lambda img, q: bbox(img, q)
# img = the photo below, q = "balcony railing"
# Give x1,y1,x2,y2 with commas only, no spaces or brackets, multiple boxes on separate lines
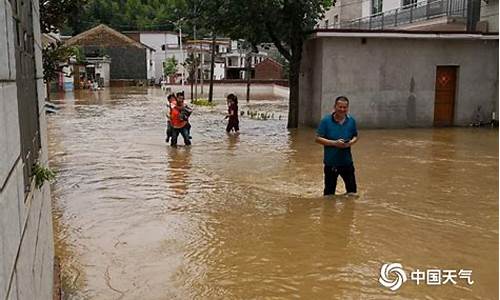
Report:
334,0,467,30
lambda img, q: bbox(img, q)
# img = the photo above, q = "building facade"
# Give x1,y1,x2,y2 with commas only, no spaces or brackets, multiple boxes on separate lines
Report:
255,58,284,80
323,0,498,32
222,40,268,79
65,25,155,85
186,39,231,81
125,31,185,83
299,30,498,128
1,0,54,299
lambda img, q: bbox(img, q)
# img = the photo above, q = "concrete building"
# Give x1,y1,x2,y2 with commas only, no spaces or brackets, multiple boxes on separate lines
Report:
186,39,231,81
65,24,156,85
1,0,54,299
222,40,268,79
124,31,185,83
323,0,498,32
299,30,498,128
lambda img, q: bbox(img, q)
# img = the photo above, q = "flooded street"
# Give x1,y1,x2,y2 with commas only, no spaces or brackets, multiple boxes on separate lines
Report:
48,87,498,299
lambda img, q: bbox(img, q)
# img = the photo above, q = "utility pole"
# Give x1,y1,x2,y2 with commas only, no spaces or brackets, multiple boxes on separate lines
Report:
200,39,204,95
246,53,251,102
208,32,216,102
164,32,167,81
193,24,198,101
179,24,185,91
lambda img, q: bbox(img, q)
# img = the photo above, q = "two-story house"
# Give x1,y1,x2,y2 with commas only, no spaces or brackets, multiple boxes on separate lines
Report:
323,0,498,32
222,40,268,79
124,30,186,84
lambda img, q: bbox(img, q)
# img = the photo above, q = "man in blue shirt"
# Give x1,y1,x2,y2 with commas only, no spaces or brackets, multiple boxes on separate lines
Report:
315,96,358,195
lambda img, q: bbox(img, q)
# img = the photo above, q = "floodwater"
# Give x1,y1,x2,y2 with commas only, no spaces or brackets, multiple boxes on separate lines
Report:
48,87,498,300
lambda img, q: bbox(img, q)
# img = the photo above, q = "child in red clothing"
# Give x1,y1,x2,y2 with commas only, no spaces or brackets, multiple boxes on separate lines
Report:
225,94,239,133
165,93,177,143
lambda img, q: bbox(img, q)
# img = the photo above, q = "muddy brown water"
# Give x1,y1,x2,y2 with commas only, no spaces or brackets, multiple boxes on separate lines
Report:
48,88,498,299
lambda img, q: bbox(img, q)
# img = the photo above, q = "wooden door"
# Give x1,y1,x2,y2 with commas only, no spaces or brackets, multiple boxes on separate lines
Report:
433,66,457,126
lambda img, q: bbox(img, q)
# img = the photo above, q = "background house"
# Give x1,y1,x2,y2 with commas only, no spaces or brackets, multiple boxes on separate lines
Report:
124,30,185,83
185,39,231,81
255,58,284,80
65,24,155,86
299,30,498,128
222,40,268,79
323,0,498,32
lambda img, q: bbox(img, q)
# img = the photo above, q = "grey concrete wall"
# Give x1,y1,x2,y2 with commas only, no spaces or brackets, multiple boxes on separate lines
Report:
84,46,147,80
299,38,324,127
299,35,499,128
0,0,54,299
481,0,499,32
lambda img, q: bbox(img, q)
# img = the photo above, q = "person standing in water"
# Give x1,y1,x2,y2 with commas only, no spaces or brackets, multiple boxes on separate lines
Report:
225,93,239,133
315,96,358,196
170,97,192,147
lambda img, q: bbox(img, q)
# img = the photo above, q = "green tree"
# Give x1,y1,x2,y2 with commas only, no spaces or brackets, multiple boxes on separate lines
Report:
182,53,200,101
164,56,179,78
40,0,87,33
42,42,77,100
193,0,334,128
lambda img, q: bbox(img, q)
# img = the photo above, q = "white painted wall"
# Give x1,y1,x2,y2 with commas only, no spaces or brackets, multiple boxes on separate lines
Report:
139,32,186,81
383,0,402,13
214,63,225,80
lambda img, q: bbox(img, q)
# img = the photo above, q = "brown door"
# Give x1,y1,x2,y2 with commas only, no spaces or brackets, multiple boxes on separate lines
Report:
433,66,457,126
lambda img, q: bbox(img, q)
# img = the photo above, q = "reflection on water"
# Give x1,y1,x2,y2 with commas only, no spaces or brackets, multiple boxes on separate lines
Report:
48,87,498,299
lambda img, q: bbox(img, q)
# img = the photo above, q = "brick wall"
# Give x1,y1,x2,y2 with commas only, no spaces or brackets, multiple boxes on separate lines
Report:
0,0,54,299
255,58,284,80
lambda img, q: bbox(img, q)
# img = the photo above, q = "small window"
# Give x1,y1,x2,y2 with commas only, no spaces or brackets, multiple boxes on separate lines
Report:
372,0,383,14
402,0,417,7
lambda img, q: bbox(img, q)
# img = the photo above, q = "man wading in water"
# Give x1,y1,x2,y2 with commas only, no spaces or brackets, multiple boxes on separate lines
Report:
315,96,358,196
170,97,192,147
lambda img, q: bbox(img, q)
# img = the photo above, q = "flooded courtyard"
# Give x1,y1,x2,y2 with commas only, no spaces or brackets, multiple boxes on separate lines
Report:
48,87,498,299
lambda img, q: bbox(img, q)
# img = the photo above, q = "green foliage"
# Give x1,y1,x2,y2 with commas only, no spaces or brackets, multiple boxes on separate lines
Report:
182,53,200,81
41,0,87,33
163,56,178,77
33,163,56,189
191,0,335,128
191,98,215,106
42,42,78,83
63,0,189,35
73,47,86,64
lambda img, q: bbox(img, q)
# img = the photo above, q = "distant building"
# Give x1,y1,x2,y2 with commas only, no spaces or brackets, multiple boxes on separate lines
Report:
185,39,231,80
124,30,185,83
65,24,155,85
222,40,268,79
255,58,284,80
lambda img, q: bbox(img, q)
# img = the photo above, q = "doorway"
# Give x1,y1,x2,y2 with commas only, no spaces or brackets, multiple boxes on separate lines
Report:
433,66,458,126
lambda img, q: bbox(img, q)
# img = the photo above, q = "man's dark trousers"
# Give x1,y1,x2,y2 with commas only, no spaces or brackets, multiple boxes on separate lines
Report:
324,164,357,195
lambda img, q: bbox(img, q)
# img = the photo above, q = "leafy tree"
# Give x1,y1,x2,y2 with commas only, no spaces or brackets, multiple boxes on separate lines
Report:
164,56,178,77
40,0,87,33
182,53,200,101
193,0,334,128
42,42,77,100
